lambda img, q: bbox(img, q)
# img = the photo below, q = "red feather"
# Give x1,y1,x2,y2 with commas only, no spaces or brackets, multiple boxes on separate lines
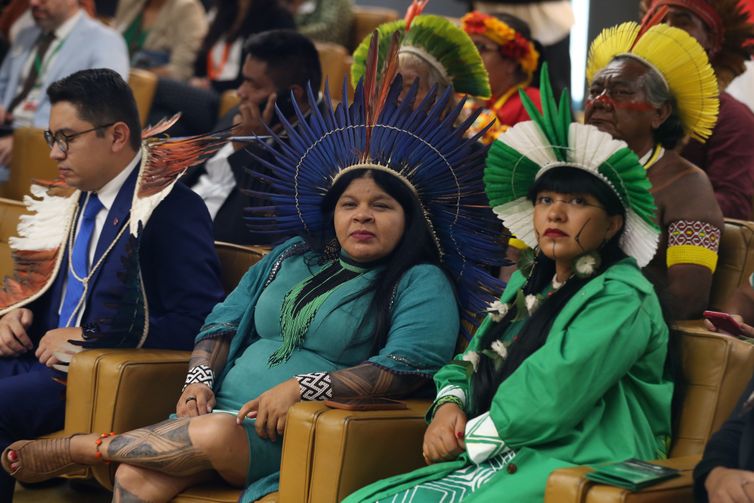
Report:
634,4,669,49
404,0,429,31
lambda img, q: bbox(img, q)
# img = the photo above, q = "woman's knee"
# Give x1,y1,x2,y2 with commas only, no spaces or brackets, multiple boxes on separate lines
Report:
113,463,150,490
188,413,243,454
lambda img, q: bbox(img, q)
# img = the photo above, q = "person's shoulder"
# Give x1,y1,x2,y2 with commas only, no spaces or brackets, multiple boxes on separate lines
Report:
720,92,754,122
149,182,211,224
76,13,122,39
656,150,716,191
399,263,453,290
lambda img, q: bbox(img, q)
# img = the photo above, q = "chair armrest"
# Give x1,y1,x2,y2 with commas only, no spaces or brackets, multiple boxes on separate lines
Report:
65,348,191,489
545,455,700,503
278,400,432,502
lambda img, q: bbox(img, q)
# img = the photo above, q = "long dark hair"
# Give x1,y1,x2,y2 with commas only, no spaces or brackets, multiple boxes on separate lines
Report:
471,167,629,414
306,168,453,353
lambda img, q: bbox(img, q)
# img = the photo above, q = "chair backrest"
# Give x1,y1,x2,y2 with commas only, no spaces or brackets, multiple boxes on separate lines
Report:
316,42,349,102
218,90,240,120
709,218,754,310
128,68,158,127
0,197,26,278
214,241,268,294
670,321,754,457
0,127,57,201
349,6,400,52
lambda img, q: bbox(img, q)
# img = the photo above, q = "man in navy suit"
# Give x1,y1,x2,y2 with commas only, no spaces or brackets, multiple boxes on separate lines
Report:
0,68,224,500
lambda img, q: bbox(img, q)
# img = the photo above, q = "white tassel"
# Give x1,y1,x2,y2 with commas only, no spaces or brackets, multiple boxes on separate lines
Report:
463,351,480,372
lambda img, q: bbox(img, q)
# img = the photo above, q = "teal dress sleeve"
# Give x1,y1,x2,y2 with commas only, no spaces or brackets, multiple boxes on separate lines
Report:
367,264,460,376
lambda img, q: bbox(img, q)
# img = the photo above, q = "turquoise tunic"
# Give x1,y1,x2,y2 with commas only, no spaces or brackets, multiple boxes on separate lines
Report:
195,238,460,489
345,258,673,502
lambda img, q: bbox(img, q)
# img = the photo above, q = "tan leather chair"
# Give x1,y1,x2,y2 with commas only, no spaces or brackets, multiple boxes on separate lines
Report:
544,321,754,502
0,197,26,278
218,90,240,120
0,127,57,201
709,218,754,310
349,5,399,51
315,42,349,102
128,68,158,127
51,243,267,491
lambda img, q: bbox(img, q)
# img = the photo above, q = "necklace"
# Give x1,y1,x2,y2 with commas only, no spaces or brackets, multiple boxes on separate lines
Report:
551,274,571,291
62,193,131,327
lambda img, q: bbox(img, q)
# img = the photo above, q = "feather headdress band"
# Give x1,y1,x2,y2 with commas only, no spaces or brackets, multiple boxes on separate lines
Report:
587,22,719,143
485,65,660,267
641,0,754,87
351,14,491,99
244,31,505,337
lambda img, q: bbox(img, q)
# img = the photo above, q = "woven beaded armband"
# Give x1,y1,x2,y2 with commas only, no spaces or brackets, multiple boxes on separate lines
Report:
182,364,214,392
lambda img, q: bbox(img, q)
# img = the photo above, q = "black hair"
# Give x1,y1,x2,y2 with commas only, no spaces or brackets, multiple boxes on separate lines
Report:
471,166,628,414
243,29,323,93
652,99,685,150
307,168,451,353
203,0,290,48
47,68,141,150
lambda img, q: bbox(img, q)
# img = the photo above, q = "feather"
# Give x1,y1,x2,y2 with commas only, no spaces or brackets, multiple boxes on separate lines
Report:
404,0,429,31
634,4,667,48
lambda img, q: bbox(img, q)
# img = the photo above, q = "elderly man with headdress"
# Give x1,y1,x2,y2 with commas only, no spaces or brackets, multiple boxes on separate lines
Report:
459,11,541,145
585,20,724,320
642,0,754,219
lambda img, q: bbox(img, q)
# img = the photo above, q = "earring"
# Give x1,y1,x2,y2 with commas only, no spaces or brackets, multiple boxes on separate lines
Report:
573,250,601,279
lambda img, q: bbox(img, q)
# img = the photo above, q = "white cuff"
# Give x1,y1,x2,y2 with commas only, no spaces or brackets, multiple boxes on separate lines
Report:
436,385,466,406
465,412,509,465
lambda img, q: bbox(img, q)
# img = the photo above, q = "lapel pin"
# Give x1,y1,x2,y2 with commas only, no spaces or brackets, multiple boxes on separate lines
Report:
113,217,119,226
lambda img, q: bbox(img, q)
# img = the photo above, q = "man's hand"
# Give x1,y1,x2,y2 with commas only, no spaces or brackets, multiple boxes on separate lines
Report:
176,383,216,417
35,327,83,367
189,77,210,90
0,135,14,166
705,466,754,502
232,93,277,150
236,378,300,442
423,403,467,464
0,308,33,356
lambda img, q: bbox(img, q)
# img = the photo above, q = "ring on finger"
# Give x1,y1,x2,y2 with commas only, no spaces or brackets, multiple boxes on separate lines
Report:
185,396,197,403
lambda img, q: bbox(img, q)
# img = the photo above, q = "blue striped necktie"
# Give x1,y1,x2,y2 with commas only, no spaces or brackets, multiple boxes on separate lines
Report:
59,193,103,328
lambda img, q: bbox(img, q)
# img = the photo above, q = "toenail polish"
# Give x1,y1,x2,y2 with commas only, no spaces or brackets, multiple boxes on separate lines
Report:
8,450,16,462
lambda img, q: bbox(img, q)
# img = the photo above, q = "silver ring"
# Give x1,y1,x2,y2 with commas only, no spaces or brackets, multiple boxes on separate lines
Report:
185,396,197,403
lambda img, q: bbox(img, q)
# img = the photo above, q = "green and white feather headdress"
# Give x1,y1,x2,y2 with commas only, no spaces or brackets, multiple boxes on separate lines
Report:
484,65,660,267
351,14,491,99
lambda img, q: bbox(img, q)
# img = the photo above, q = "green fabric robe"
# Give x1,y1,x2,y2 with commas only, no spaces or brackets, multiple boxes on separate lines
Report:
345,258,673,502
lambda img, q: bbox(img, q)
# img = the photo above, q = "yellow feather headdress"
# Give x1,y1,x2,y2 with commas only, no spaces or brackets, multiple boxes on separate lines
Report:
586,22,719,143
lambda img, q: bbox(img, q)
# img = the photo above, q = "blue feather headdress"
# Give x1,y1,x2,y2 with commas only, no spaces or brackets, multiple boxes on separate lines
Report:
244,37,505,337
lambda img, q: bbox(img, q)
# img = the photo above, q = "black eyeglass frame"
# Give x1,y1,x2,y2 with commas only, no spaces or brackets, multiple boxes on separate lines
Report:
43,122,116,153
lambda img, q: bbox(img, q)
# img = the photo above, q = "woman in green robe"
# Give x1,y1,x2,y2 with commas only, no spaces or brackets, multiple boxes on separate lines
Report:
345,70,675,503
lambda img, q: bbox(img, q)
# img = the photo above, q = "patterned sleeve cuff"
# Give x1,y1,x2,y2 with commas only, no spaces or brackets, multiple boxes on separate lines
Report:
183,364,214,392
465,412,510,465
295,372,333,401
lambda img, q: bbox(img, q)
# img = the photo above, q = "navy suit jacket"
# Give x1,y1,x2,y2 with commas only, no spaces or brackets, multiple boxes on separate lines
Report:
29,164,224,351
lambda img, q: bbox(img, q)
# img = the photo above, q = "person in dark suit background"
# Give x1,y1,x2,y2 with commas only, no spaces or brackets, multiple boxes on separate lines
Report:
0,68,223,501
694,372,754,502
183,29,322,246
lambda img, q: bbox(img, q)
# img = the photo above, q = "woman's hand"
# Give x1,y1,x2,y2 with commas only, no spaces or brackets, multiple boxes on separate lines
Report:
236,378,301,442
705,466,754,502
423,403,467,464
176,383,216,417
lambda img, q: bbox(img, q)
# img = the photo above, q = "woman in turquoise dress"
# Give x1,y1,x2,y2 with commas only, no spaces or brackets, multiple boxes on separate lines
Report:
345,69,675,502
0,30,505,502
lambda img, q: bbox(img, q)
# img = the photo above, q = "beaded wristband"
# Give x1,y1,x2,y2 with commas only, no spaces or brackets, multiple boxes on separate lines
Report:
430,395,465,419
182,364,214,392
294,372,333,401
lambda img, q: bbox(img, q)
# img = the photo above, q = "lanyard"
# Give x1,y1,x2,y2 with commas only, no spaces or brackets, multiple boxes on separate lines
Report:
206,41,231,81
32,36,66,85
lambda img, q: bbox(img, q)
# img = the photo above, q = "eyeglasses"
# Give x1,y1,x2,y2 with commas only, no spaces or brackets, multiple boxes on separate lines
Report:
43,122,115,153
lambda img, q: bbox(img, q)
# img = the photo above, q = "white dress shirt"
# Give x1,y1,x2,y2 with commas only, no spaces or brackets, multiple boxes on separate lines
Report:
190,142,236,220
